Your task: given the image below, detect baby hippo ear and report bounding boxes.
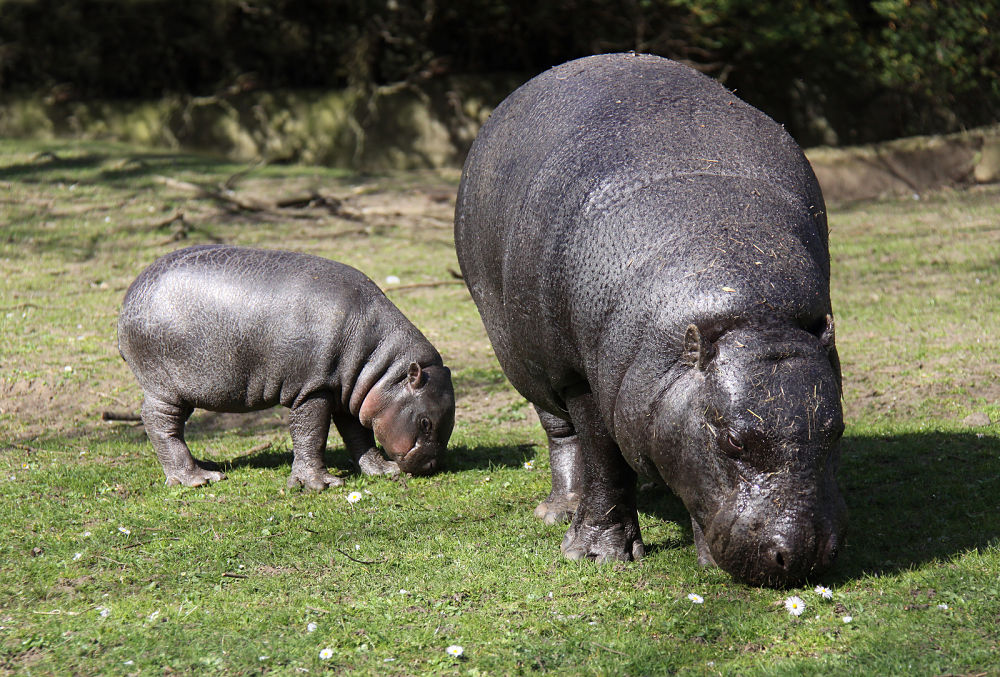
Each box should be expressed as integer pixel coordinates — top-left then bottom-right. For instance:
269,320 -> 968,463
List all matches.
819,314 -> 836,353
681,324 -> 711,371
407,362 -> 426,391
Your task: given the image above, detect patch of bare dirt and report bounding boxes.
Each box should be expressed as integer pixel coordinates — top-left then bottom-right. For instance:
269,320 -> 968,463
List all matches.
807,125 -> 1000,203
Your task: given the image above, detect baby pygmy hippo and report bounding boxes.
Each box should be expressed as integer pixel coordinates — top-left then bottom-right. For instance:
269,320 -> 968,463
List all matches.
118,245 -> 454,489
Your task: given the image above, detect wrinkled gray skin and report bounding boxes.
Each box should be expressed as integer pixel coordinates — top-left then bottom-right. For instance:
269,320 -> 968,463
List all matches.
119,245 -> 455,490
455,53 -> 847,587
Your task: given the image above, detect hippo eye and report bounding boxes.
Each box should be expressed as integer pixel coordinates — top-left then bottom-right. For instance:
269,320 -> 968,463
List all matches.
722,431 -> 744,457
419,417 -> 433,434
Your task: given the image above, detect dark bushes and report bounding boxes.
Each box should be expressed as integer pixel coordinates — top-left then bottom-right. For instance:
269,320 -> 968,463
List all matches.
1,0 -> 997,146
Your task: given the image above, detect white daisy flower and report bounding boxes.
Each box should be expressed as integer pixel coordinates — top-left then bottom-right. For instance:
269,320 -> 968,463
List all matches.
784,596 -> 806,616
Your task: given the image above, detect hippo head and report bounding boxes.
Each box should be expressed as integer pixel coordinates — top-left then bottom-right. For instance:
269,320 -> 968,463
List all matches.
364,362 -> 455,475
644,318 -> 847,587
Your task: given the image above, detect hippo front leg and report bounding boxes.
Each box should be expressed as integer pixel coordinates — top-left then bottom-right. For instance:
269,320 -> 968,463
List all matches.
533,406 -> 581,525
333,414 -> 400,477
560,390 -> 645,563
287,393 -> 344,491
141,396 -> 227,487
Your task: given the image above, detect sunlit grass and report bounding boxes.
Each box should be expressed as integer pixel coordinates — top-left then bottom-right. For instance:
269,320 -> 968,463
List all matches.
1,139 -> 998,674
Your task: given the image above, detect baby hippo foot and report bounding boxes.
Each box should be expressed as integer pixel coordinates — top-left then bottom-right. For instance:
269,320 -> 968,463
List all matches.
534,491 -> 580,526
560,515 -> 645,563
165,461 -> 227,488
355,448 -> 401,477
287,465 -> 345,491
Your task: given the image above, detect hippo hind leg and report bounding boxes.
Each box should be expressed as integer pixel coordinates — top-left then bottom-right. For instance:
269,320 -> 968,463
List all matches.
533,406 -> 581,525
141,396 -> 227,487
287,393 -> 345,491
559,390 -> 645,563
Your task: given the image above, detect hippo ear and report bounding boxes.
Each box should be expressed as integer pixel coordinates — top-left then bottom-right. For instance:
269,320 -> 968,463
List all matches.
407,362 -> 426,391
819,314 -> 836,353
682,324 -> 710,371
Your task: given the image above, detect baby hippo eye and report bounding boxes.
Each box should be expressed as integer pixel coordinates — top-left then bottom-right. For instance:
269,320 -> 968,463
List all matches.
419,417 -> 433,434
721,431 -> 744,457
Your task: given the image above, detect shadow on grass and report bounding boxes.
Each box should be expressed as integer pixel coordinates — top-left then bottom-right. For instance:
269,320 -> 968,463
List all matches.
0,148 -> 231,185
431,430 -> 1000,583
829,430 -> 1000,583
441,442 -> 539,473
17,420 -> 999,582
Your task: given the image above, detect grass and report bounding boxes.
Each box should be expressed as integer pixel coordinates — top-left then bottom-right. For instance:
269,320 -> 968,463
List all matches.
1,138 -> 999,675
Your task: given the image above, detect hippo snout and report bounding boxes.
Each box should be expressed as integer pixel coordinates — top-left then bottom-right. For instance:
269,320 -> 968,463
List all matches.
705,486 -> 847,587
753,523 -> 841,586
394,443 -> 440,476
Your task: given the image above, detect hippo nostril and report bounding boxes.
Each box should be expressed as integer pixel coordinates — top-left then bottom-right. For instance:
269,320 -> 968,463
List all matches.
764,538 -> 794,576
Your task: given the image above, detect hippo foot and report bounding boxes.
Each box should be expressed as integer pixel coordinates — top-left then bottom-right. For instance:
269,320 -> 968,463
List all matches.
356,448 -> 401,477
561,520 -> 645,563
534,492 -> 580,525
165,464 -> 227,487
287,468 -> 345,491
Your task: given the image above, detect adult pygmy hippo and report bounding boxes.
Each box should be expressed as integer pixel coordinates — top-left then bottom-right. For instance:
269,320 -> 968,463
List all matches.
455,53 -> 847,587
119,245 -> 455,489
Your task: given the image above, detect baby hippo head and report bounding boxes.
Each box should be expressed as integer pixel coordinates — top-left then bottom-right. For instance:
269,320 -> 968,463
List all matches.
364,362 -> 455,475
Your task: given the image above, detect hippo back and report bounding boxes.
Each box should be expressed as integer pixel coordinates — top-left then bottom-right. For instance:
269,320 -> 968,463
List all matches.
455,53 -> 830,420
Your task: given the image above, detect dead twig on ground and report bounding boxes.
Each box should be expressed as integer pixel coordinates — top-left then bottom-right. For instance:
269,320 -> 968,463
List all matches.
153,175 -> 269,212
101,411 -> 142,422
384,280 -> 465,292
334,548 -> 387,565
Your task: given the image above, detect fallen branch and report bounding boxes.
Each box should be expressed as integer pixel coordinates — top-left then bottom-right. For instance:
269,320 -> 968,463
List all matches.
334,548 -> 387,565
0,302 -> 59,312
150,212 -> 186,230
223,160 -> 265,190
153,175 -> 269,212
102,411 -> 142,422
384,280 -> 465,292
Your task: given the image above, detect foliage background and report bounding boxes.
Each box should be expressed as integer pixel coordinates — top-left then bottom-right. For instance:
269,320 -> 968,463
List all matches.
1,0 -> 999,149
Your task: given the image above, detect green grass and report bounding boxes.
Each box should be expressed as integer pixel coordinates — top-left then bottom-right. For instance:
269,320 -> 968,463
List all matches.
1,139 -> 999,675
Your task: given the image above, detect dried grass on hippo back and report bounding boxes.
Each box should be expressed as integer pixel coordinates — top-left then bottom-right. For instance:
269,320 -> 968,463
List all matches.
117,244 -> 455,490
454,52 -> 846,588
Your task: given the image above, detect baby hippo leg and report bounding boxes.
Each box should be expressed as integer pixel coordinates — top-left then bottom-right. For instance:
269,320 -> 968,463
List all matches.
334,414 -> 400,477
533,406 -> 582,525
142,396 -> 227,487
287,393 -> 344,490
